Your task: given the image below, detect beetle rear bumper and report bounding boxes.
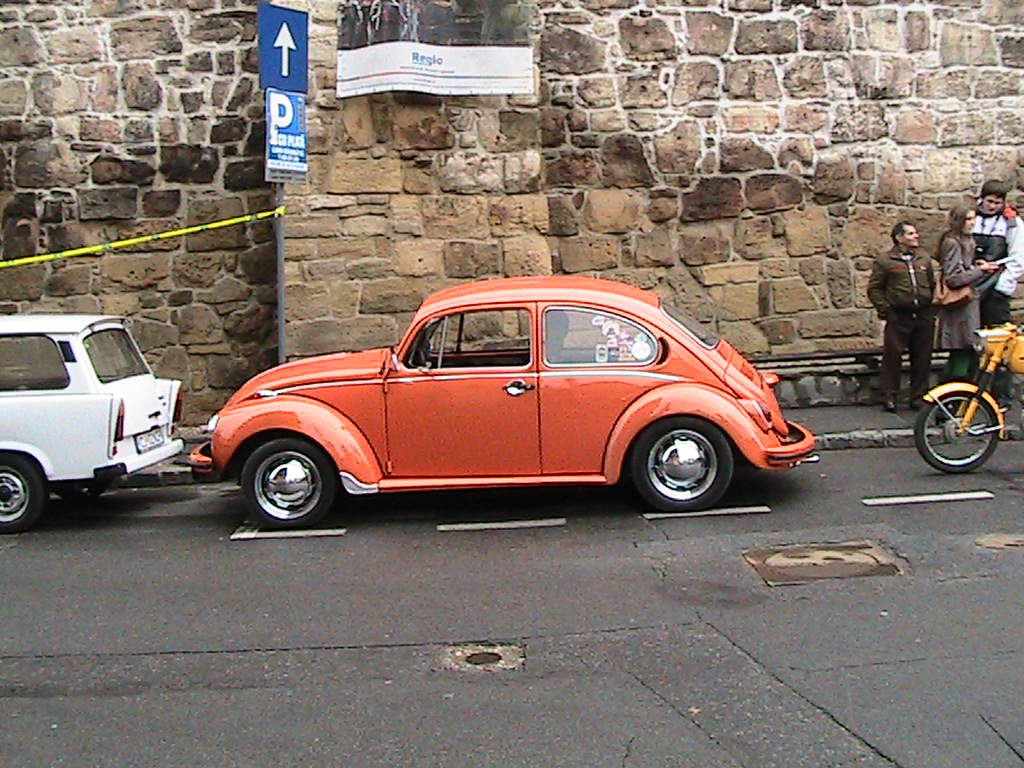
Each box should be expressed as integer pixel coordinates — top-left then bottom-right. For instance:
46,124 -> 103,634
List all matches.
187,440 -> 221,481
763,421 -> 816,468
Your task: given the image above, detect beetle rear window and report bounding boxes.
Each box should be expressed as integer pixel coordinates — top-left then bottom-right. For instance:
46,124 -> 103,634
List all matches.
0,335 -> 70,391
661,303 -> 720,348
84,328 -> 150,383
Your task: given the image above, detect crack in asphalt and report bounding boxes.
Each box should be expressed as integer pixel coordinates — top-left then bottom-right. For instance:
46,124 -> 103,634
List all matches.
700,616 -> 905,768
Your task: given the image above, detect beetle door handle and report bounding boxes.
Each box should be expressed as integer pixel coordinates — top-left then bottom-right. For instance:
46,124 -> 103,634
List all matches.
503,379 -> 536,397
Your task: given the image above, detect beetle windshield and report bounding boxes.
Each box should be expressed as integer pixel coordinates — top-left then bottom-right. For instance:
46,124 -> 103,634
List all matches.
84,328 -> 151,383
661,303 -> 719,348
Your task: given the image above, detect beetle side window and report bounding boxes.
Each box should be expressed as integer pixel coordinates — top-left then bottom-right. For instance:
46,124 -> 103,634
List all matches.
0,335 -> 71,391
544,308 -> 657,366
406,309 -> 531,369
84,328 -> 150,383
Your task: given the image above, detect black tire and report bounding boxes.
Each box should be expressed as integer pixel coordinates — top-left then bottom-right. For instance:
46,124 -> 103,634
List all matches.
914,393 -> 1000,473
630,417 -> 734,512
0,453 -> 47,534
240,437 -> 339,529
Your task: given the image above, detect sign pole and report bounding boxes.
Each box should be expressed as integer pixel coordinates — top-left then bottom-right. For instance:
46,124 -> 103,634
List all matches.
275,182 -> 286,365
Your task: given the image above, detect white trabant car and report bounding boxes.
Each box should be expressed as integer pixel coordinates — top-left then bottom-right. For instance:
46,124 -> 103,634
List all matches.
0,315 -> 184,533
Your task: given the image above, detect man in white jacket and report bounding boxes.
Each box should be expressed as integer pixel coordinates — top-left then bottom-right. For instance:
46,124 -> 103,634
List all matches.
974,180 -> 1024,408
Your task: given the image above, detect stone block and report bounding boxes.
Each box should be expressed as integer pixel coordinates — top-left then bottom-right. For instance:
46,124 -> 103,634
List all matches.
360,278 -> 428,314
395,238 -> 444,277
79,187 -> 138,220
290,316 -> 399,356
621,72 -> 668,109
723,105 -> 779,134
746,174 -> 804,213
504,233 -> 553,276
635,227 -> 676,267
582,189 -> 643,234
0,26 -> 43,66
619,16 -> 676,59
111,17 -> 182,59
678,221 -> 732,266
711,282 -> 760,321
654,121 -> 701,174
545,150 -> 600,187
679,178 -> 743,222
672,62 -> 720,102
327,279 -> 361,318
737,216 -> 787,260
422,195 -> 489,239
327,158 -> 402,193
489,195 -> 548,235
686,13 -> 733,56
940,23 -> 998,66
286,281 -> 331,321
701,262 -> 759,286
720,138 -> 774,173
783,207 -> 831,257
101,254 -> 171,289
600,135 -> 654,188
735,20 -> 797,55
802,10 -> 850,52
798,308 -> 875,338
783,57 -> 828,98
393,104 -> 455,150
559,235 -> 617,273
178,304 -> 223,345
540,27 -> 606,75
840,207 -> 894,258
445,240 -> 502,278
772,276 -> 819,314
504,150 -> 543,194
724,60 -> 781,100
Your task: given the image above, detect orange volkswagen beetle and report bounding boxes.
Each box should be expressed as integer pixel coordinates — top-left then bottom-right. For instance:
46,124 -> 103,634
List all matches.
190,276 -> 815,528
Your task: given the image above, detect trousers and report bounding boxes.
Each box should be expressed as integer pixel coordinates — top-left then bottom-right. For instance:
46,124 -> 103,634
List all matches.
881,308 -> 935,402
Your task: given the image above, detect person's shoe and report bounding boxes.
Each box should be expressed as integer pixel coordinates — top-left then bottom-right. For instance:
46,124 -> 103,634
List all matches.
882,400 -> 897,413
908,399 -> 923,411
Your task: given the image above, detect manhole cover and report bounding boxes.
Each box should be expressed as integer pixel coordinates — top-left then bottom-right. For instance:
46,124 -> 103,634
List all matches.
744,540 -> 905,586
975,534 -> 1024,549
439,643 -> 524,672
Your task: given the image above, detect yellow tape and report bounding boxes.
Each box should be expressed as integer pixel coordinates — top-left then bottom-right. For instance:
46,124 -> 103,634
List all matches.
0,206 -> 286,269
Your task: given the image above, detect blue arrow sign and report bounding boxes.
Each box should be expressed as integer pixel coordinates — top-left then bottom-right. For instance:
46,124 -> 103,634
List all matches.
258,2 -> 308,93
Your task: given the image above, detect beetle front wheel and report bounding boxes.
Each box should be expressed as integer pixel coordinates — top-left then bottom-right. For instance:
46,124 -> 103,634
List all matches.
914,393 -> 1000,473
630,418 -> 734,512
241,438 -> 339,529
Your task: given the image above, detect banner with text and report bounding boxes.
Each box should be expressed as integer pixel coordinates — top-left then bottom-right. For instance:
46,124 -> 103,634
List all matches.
336,0 -> 533,97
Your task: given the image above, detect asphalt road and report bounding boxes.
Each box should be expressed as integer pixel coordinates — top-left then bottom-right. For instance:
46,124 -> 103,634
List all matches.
4,444 -> 1024,768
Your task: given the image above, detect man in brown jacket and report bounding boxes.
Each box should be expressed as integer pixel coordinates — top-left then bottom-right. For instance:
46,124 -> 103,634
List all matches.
867,221 -> 936,412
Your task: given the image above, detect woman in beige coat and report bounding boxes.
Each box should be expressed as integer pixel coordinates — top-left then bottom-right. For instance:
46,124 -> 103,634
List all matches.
935,203 -> 1000,379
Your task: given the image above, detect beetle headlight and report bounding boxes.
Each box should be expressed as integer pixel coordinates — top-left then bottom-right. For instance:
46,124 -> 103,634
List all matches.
204,414 -> 219,433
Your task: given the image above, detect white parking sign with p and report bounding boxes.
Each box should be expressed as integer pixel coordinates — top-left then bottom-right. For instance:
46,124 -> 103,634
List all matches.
265,87 -> 308,182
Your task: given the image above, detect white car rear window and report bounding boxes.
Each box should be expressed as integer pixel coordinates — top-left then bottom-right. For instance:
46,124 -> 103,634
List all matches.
83,328 -> 150,383
0,335 -> 70,391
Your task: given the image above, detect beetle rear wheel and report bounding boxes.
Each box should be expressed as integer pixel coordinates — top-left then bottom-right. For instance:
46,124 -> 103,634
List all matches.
630,417 -> 734,512
914,393 -> 1000,473
241,438 -> 339,529
0,453 -> 47,534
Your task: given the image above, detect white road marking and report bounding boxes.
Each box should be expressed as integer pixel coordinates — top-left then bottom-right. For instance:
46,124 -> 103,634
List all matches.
437,518 -> 567,532
861,490 -> 994,507
643,505 -> 772,520
229,525 -> 348,540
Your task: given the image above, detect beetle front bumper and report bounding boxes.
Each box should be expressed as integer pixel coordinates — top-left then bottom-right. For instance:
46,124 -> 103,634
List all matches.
763,421 -> 816,468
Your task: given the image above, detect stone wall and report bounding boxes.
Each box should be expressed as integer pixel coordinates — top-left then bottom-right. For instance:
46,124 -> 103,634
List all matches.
3,1 -> 1024,424
0,0 -> 277,423
289,0 -> 1024,360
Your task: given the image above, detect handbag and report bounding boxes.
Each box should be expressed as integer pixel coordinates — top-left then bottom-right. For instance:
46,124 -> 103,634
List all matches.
933,273 -> 973,307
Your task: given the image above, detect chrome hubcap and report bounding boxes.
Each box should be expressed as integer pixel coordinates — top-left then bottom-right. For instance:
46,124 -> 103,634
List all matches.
647,430 -> 717,501
254,451 -> 321,521
0,470 -> 29,523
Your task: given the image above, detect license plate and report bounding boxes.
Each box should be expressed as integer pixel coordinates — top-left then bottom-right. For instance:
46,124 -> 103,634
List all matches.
135,428 -> 166,453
